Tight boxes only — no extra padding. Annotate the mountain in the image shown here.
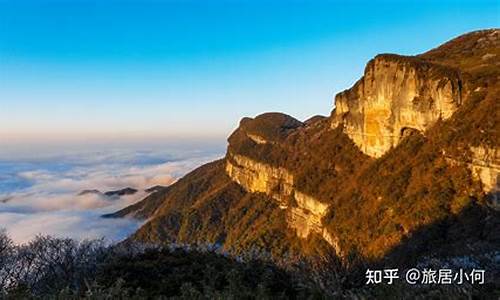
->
[109,30,499,263]
[144,185,168,193]
[78,189,103,196]
[0,196,13,203]
[78,187,138,197]
[104,187,138,197]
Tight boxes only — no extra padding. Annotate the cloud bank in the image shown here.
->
[0,146,222,244]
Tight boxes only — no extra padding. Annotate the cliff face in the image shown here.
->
[225,153,336,251]
[332,54,464,157]
[223,112,342,252]
[469,147,499,198]
[444,146,500,208]
[225,154,294,207]
[110,29,500,262]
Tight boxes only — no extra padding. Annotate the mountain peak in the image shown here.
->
[109,30,500,262]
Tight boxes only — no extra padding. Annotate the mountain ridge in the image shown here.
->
[108,29,500,262]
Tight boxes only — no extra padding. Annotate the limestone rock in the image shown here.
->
[234,112,303,145]
[226,153,335,250]
[443,146,500,208]
[225,153,294,205]
[332,54,464,157]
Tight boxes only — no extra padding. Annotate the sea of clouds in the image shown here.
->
[0,143,223,244]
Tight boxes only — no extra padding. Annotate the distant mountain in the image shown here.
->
[78,187,138,198]
[110,30,500,263]
[0,196,13,203]
[78,189,102,196]
[144,185,168,193]
[104,187,138,197]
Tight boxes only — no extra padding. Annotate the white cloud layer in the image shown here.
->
[0,146,222,244]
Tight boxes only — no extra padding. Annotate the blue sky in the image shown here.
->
[0,0,498,144]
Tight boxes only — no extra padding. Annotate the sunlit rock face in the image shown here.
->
[469,147,500,208]
[288,191,328,238]
[225,153,336,251]
[225,153,294,206]
[468,147,499,191]
[443,146,500,209]
[332,54,464,157]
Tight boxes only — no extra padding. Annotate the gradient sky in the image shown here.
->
[0,0,498,145]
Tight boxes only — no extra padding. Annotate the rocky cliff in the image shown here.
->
[332,54,465,157]
[469,147,499,198]
[109,29,500,262]
[225,153,336,250]
[445,146,500,208]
